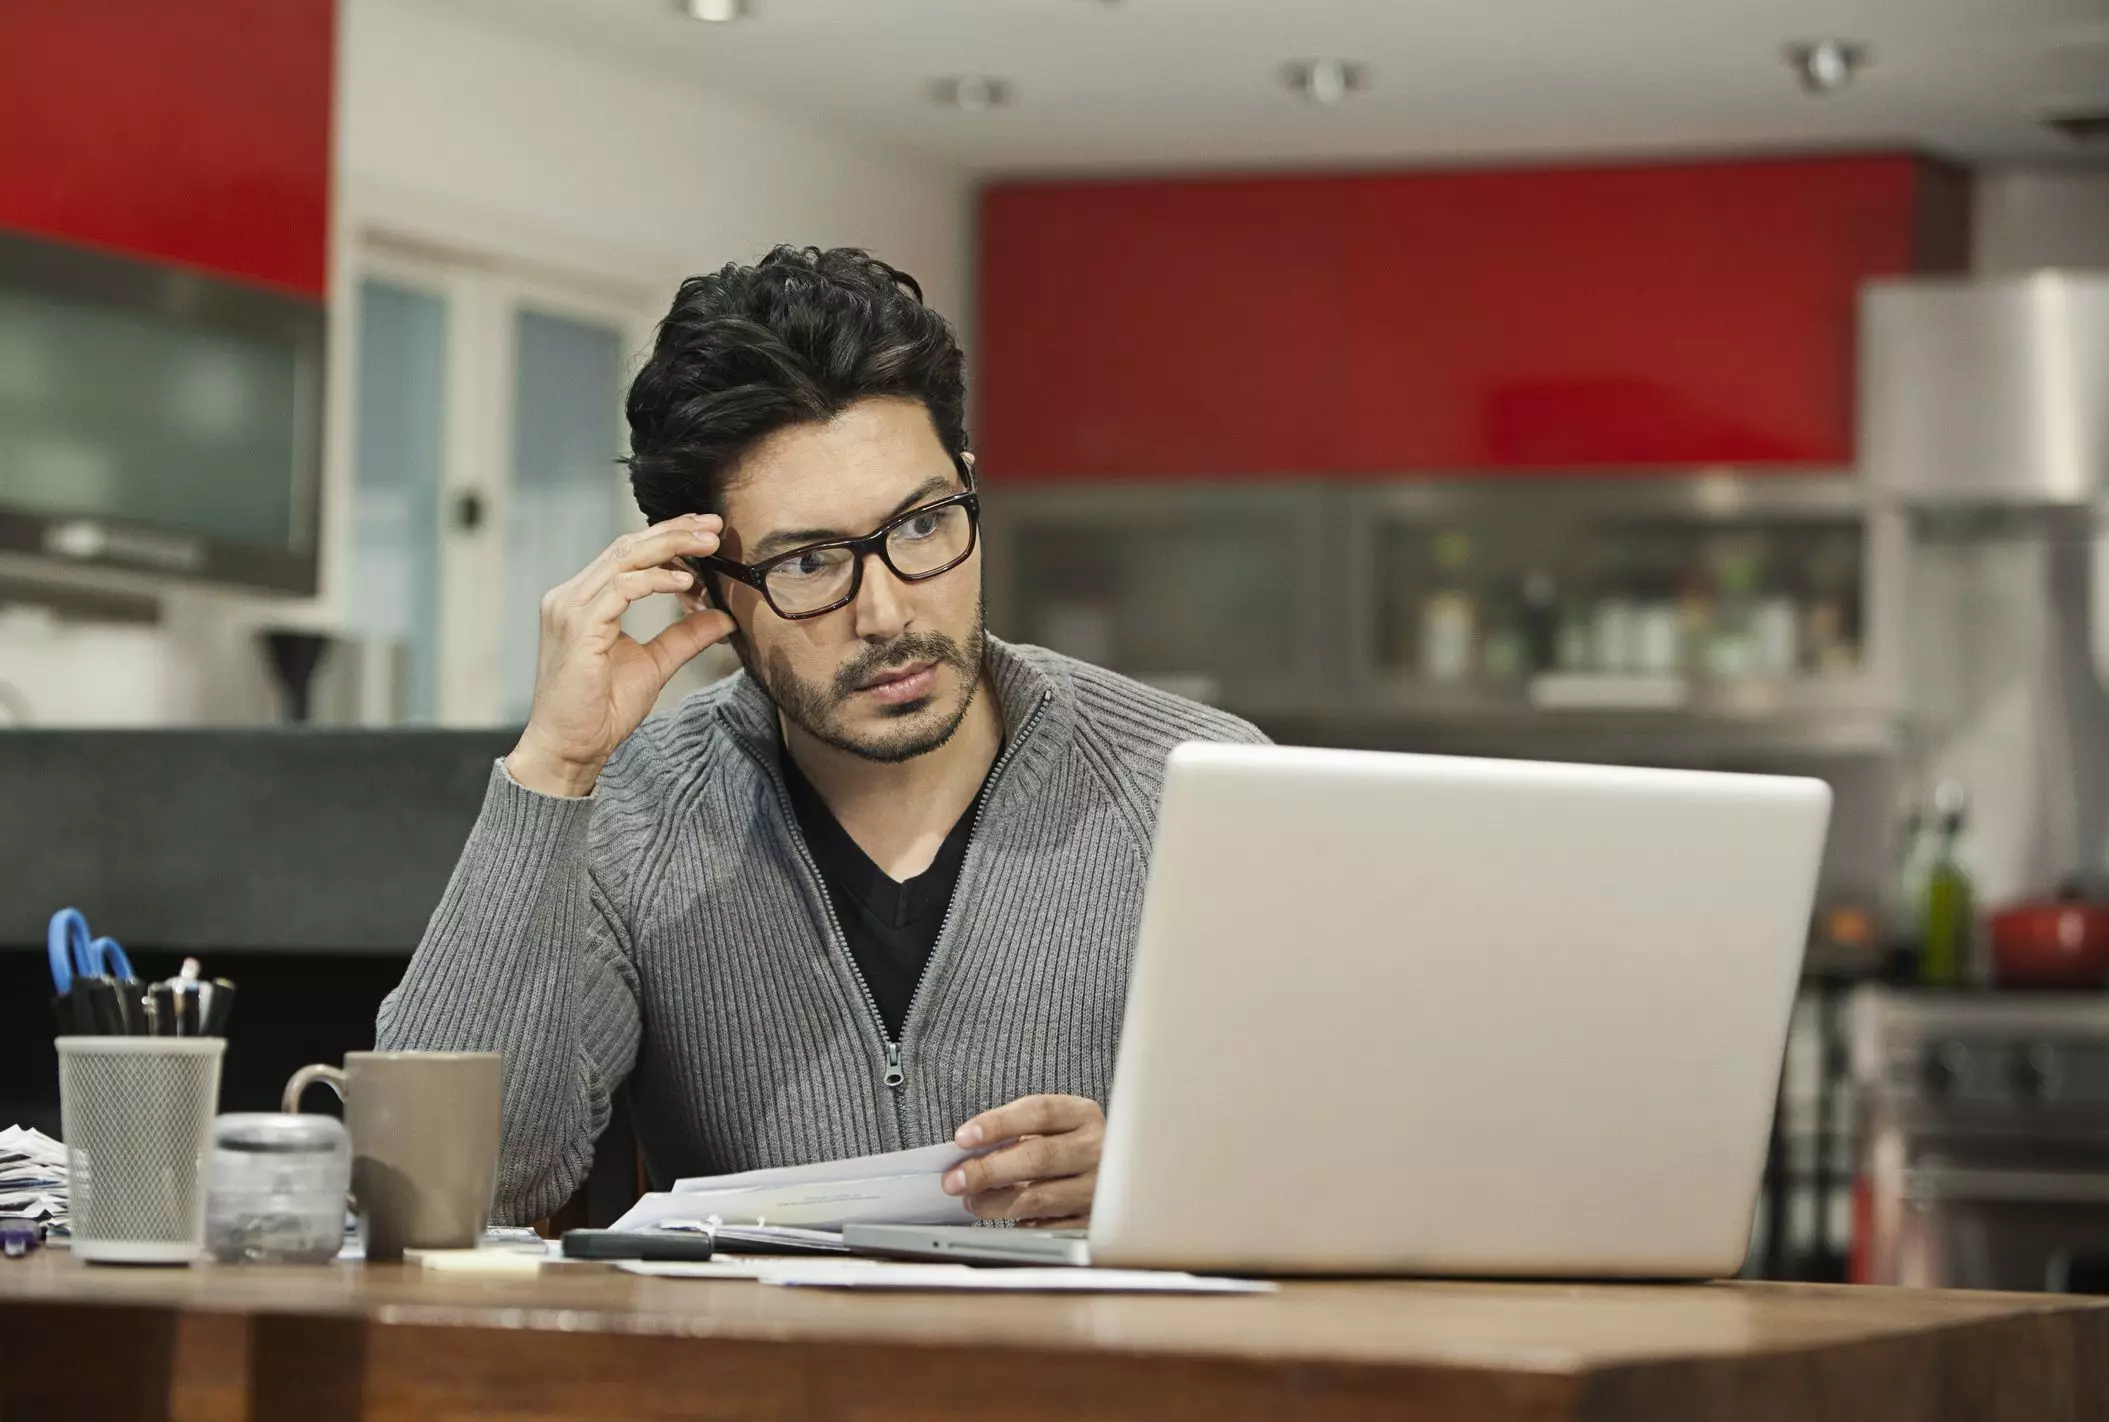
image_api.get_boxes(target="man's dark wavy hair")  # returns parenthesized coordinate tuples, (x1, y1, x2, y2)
(623, 246, 968, 524)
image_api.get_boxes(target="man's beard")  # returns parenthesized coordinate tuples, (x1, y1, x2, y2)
(750, 599, 988, 765)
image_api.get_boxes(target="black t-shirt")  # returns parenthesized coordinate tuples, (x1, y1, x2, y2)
(779, 746, 990, 1041)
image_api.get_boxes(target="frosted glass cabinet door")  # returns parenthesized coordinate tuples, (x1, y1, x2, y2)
(502, 309, 628, 724)
(348, 279, 447, 721)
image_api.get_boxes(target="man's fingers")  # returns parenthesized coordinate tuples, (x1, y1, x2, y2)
(954, 1093, 1101, 1151)
(572, 517, 723, 600)
(615, 567, 695, 602)
(965, 1173, 1096, 1224)
(608, 516, 724, 572)
(582, 568, 695, 629)
(946, 1129, 1098, 1197)
(643, 609, 736, 682)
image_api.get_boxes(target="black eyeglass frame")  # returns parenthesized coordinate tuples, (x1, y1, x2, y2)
(687, 475, 982, 622)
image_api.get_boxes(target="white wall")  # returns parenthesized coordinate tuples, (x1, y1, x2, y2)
(337, 0, 970, 322)
(1, 0, 973, 727)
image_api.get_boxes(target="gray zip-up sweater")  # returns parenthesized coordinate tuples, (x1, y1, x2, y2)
(376, 639, 1266, 1223)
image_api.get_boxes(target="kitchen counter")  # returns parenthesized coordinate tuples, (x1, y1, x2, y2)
(2, 1251, 2104, 1420)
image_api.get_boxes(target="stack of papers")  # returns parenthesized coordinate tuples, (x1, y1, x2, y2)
(612, 1142, 984, 1234)
(0, 1125, 67, 1235)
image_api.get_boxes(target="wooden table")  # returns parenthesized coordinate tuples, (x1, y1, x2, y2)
(2, 1251, 2104, 1422)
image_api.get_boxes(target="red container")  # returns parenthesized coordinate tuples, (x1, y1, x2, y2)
(1988, 892, 2109, 988)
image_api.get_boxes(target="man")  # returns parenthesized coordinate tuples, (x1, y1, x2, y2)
(378, 246, 1264, 1227)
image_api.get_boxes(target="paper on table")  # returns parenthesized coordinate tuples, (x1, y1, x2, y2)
(0, 1126, 65, 1169)
(764, 1266, 1277, 1294)
(0, 1189, 64, 1215)
(610, 1142, 982, 1234)
(1, 1126, 68, 1226)
(622, 1257, 1275, 1294)
(406, 1248, 548, 1273)
(618, 1257, 898, 1281)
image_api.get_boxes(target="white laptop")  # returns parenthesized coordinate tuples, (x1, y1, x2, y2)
(848, 743, 1830, 1277)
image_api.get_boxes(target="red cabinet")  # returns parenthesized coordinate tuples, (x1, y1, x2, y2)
(976, 155, 1968, 479)
(977, 177, 1351, 478)
(0, 0, 334, 296)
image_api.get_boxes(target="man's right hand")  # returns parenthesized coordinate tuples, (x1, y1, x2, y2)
(505, 514, 737, 798)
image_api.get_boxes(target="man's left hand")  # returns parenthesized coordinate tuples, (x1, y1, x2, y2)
(943, 1094, 1104, 1227)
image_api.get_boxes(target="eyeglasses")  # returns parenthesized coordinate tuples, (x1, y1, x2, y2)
(690, 487, 981, 621)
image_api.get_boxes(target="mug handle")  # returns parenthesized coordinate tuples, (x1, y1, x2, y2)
(283, 1063, 347, 1115)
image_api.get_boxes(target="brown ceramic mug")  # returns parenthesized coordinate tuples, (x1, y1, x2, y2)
(284, 1051, 502, 1262)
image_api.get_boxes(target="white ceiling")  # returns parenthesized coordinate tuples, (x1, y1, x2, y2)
(429, 0, 2109, 173)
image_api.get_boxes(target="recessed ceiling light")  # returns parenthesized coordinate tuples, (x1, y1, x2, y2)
(1282, 59, 1368, 105)
(682, 0, 749, 21)
(931, 76, 1013, 112)
(1784, 39, 1869, 95)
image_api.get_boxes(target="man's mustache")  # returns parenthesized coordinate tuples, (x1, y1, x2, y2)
(831, 632, 975, 701)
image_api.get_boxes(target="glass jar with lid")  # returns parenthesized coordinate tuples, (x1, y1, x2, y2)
(206, 1113, 350, 1264)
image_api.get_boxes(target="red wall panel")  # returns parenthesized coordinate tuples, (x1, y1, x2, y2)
(978, 178, 1350, 478)
(1337, 156, 1935, 470)
(0, 0, 334, 296)
(976, 155, 1967, 479)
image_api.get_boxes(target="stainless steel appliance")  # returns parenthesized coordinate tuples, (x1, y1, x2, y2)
(1851, 987, 2109, 1291)
(1863, 273, 2109, 511)
(1863, 272, 2109, 909)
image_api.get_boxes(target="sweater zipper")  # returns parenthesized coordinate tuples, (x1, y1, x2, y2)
(899, 691, 1052, 1052)
(759, 690, 1051, 1145)
(767, 781, 899, 1103)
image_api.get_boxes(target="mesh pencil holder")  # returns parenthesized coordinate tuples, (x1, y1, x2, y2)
(58, 1037, 225, 1264)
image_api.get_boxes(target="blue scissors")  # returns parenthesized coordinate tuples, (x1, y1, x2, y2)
(47, 908, 135, 995)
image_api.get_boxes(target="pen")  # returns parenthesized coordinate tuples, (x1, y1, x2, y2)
(200, 980, 237, 1036)
(149, 984, 176, 1036)
(175, 958, 202, 1037)
(72, 977, 124, 1036)
(112, 978, 146, 1035)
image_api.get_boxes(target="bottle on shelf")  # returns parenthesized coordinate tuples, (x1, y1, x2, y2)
(1706, 540, 1763, 679)
(1556, 595, 1594, 672)
(1918, 782, 1976, 988)
(1883, 802, 1932, 982)
(1677, 563, 1717, 679)
(1418, 530, 1478, 685)
(1478, 574, 1525, 682)
(1804, 538, 1859, 675)
(1752, 594, 1800, 679)
(1634, 566, 1682, 676)
(1384, 533, 1421, 674)
(1593, 594, 1639, 674)
(1520, 569, 1560, 675)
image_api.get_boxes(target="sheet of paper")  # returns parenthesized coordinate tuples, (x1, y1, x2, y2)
(612, 1172, 974, 1233)
(669, 1142, 977, 1196)
(0, 1194, 63, 1220)
(0, 1126, 66, 1169)
(611, 1143, 988, 1233)
(764, 1266, 1278, 1294)
(406, 1247, 547, 1273)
